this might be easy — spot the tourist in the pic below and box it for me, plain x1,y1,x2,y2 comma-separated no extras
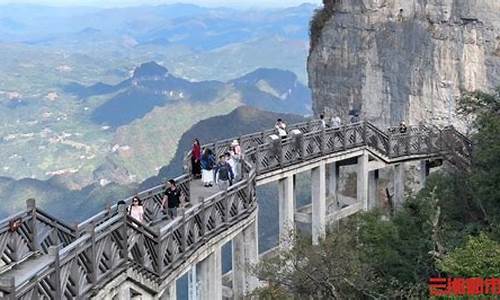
320,114,327,128
231,139,241,157
399,121,408,134
231,140,242,180
350,110,360,123
128,196,144,224
331,115,341,128
191,139,202,179
200,148,216,187
215,154,234,191
275,118,287,139
162,179,183,219
225,152,237,182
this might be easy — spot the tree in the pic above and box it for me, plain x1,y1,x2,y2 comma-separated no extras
438,233,500,277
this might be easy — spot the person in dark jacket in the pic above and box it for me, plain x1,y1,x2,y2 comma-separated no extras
200,148,216,187
214,154,234,191
191,139,201,178
162,179,183,219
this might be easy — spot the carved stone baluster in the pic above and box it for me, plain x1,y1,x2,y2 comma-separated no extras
49,245,62,299
254,146,260,174
199,198,206,240
88,223,98,285
118,205,128,265
223,192,230,224
180,210,187,257
342,126,347,150
320,128,326,155
26,198,39,252
362,122,367,146
154,227,164,275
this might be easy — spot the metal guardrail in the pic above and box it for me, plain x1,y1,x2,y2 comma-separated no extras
0,121,471,299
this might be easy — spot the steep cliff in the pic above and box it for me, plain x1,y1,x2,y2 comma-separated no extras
308,0,500,129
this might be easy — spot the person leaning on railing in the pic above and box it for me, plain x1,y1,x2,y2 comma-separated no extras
128,196,144,224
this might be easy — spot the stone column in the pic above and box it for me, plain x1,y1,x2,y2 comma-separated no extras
368,169,379,209
160,282,177,300
197,246,222,300
232,219,259,299
393,163,405,209
187,266,198,300
419,160,429,189
278,176,295,246
326,162,339,210
357,153,369,211
311,162,326,245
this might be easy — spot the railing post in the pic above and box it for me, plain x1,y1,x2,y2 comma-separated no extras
254,146,260,174
342,125,347,150
26,198,39,252
320,127,326,155
405,134,410,155
199,198,206,238
154,227,164,275
49,245,62,299
180,210,187,256
118,205,129,264
223,191,230,224
88,223,98,285
362,122,367,146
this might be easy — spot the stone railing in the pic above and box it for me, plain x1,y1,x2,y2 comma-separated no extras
0,120,471,299
0,159,256,299
0,200,76,271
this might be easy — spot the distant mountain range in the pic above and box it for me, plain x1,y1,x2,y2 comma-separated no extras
0,3,316,50
65,62,311,127
0,106,305,221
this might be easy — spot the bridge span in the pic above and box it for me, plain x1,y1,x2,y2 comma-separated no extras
0,121,471,299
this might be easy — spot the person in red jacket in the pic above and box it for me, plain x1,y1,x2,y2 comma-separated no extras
191,138,202,178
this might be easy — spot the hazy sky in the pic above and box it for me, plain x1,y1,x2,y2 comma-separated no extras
0,0,322,8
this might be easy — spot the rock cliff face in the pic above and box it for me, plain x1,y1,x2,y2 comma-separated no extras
308,0,500,129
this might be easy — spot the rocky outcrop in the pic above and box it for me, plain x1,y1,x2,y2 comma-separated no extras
308,0,500,129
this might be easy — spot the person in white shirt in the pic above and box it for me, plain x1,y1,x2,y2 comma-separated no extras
320,114,327,128
275,118,287,139
230,140,241,180
331,115,341,128
225,152,237,182
128,196,144,224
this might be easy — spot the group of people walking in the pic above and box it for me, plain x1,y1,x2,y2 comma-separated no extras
192,139,241,191
126,113,411,226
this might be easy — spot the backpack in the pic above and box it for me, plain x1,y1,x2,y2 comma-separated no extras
218,164,230,181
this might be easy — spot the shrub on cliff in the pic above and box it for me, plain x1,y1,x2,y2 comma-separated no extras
309,0,339,51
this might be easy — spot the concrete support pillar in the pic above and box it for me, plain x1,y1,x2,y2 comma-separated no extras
160,282,177,300
357,153,369,211
419,160,429,189
188,266,198,300
311,162,326,245
368,169,379,210
278,176,295,246
232,219,259,299
326,162,339,209
197,246,222,300
393,163,405,209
